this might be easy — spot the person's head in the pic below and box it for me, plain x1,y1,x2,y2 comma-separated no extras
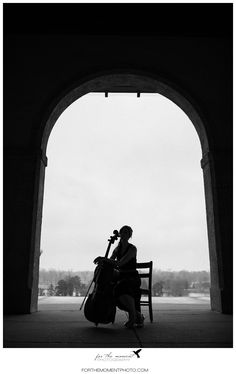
119,225,133,241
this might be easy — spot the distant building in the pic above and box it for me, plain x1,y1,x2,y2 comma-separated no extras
38,284,49,296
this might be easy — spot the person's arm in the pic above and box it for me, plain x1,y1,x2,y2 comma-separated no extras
106,245,137,268
118,245,137,268
94,247,118,266
110,247,118,260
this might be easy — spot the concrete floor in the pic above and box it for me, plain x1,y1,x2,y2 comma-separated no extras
3,296,233,348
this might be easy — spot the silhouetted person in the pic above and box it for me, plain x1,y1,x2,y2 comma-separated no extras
94,225,144,328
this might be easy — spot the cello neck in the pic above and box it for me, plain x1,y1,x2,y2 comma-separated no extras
104,230,119,258
104,241,112,258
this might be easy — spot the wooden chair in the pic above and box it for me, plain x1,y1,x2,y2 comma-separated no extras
136,261,153,322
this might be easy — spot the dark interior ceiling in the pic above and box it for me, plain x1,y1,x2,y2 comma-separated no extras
4,3,233,37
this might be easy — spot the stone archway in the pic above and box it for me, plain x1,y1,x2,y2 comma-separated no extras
31,72,223,313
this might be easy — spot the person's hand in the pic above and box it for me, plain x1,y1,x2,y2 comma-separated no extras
113,268,120,281
93,256,105,265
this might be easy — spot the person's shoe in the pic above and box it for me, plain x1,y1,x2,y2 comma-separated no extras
124,319,135,329
135,314,145,328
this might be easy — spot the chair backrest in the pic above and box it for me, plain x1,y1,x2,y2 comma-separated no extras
136,261,153,293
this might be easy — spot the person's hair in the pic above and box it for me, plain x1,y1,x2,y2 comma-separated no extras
120,225,133,239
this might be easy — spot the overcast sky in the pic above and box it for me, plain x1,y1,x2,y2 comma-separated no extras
40,93,209,272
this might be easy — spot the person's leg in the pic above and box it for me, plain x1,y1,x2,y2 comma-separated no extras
134,291,141,315
118,294,136,326
135,311,145,327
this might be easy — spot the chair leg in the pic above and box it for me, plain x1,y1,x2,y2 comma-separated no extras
149,296,153,322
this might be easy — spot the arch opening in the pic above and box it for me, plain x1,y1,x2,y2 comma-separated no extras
39,90,210,308
31,73,223,314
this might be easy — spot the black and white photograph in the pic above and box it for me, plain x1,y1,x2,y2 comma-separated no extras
2,1,234,373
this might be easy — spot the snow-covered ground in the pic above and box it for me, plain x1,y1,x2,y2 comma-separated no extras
38,294,210,305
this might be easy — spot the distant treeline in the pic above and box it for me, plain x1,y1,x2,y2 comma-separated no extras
152,269,210,296
152,269,210,285
39,268,210,287
39,269,94,287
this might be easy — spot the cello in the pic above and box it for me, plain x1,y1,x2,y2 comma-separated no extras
80,230,119,326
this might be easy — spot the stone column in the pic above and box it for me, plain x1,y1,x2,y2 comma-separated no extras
4,147,47,314
201,151,232,314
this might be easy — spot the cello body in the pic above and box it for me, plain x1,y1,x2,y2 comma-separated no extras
84,263,116,325
83,231,119,326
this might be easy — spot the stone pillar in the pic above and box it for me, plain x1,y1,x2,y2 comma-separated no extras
211,150,233,314
4,147,47,314
201,151,232,314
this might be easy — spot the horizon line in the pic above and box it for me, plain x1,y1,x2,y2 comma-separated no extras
39,267,210,273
